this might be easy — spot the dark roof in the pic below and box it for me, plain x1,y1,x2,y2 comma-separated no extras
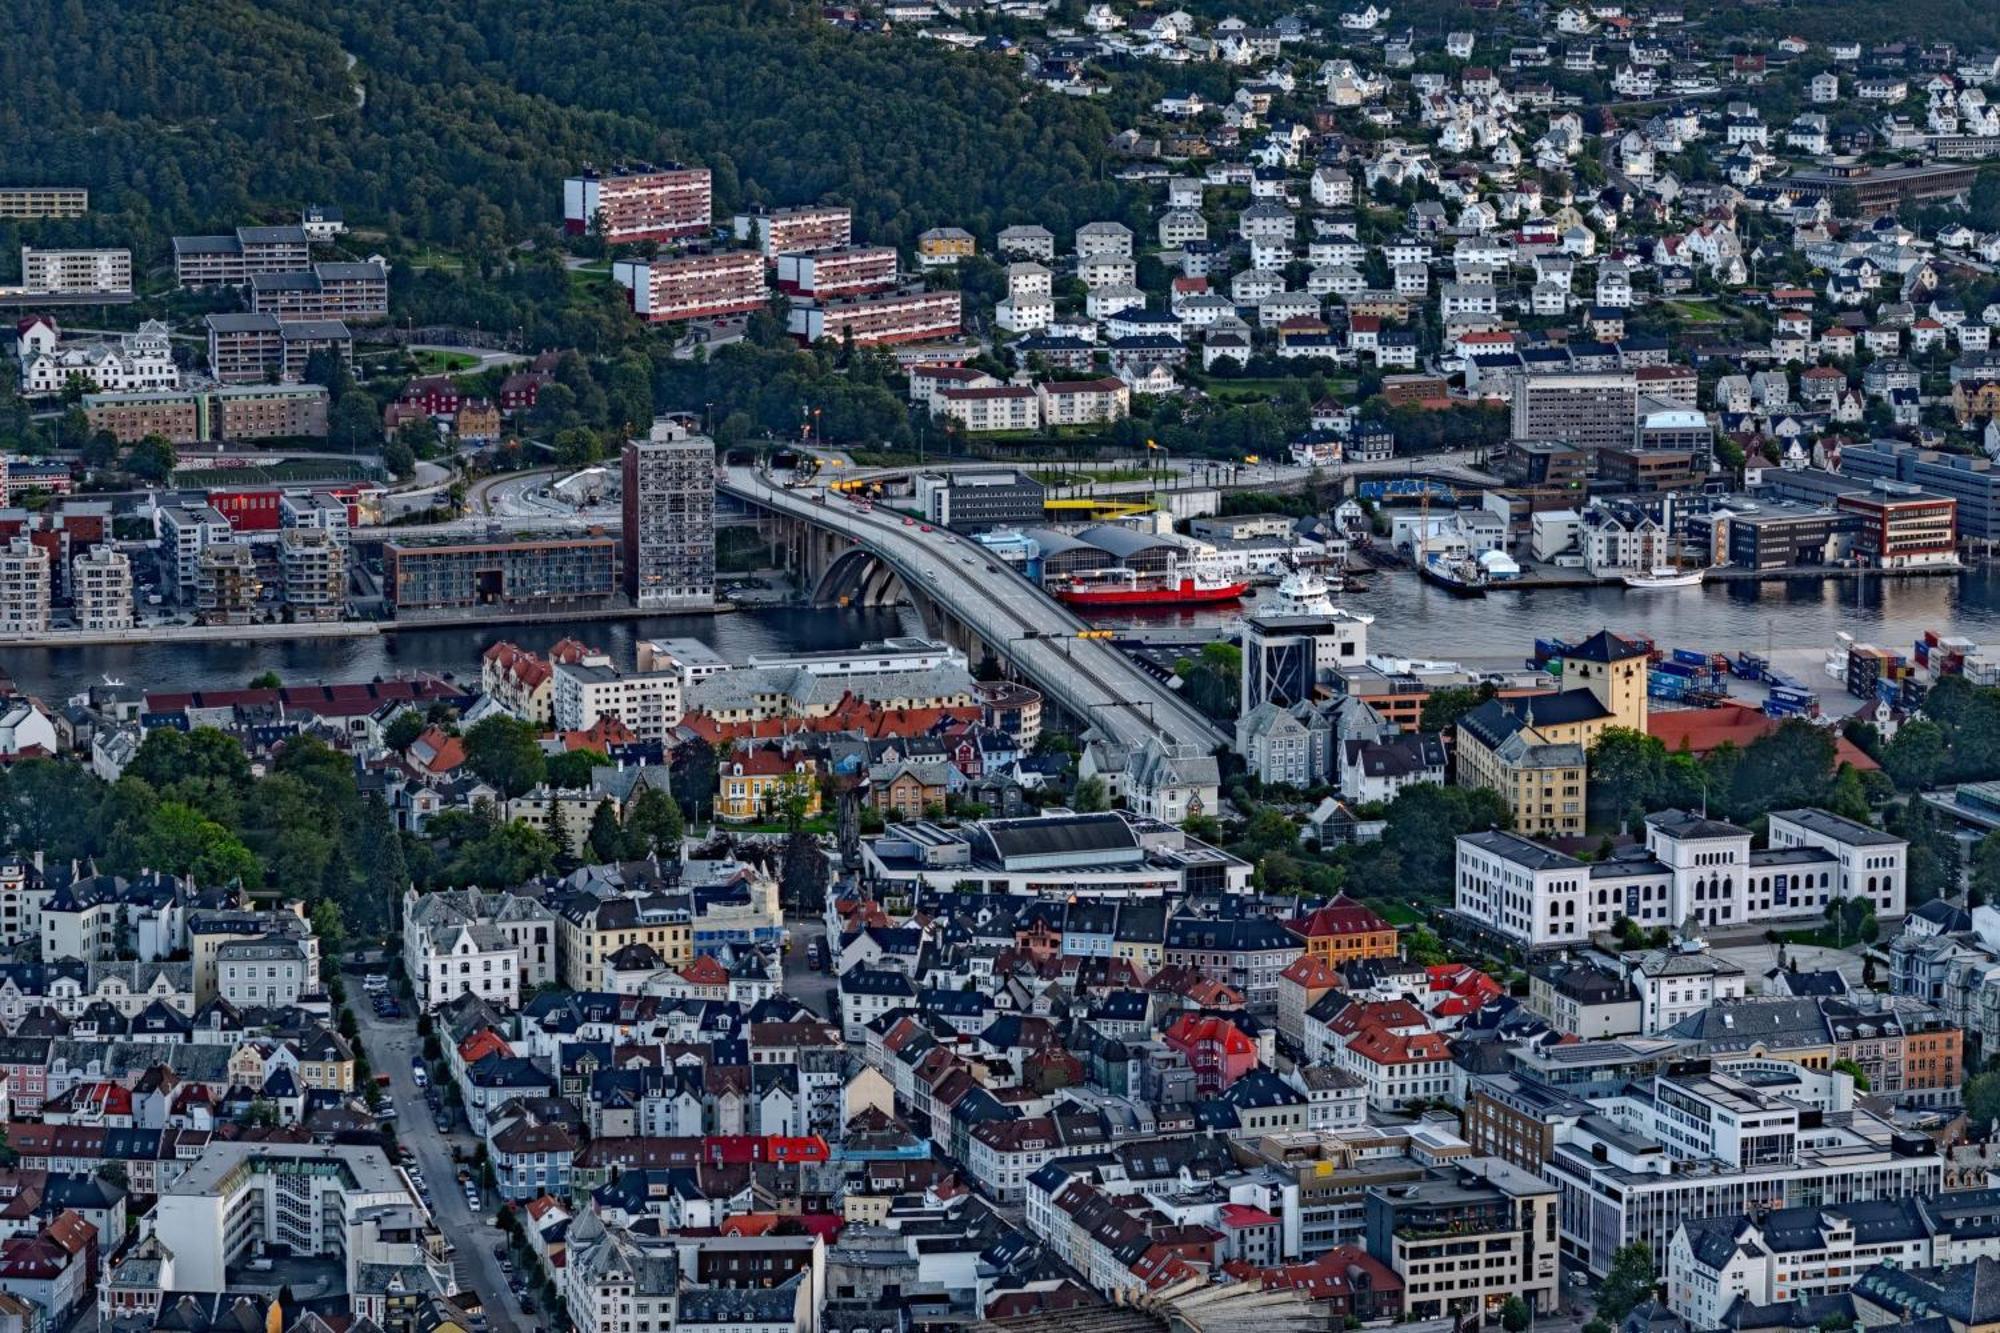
978,813,1137,860
1561,629,1650,663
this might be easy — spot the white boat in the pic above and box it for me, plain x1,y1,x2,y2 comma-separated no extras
1623,566,1706,589
1264,566,1341,616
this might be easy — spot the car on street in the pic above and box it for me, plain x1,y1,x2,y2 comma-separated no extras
411,1057,429,1088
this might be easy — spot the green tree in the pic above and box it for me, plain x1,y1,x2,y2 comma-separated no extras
311,899,347,955
461,716,546,798
125,434,177,482
121,801,259,885
383,435,418,480
545,748,606,791
1883,719,1948,791
249,670,283,690
1402,925,1448,965
670,737,719,820
587,798,627,862
1826,766,1872,822
625,787,685,857
329,393,382,452
1420,683,1494,734
1832,1057,1872,1092
1501,1297,1531,1333
383,710,426,753
1967,1070,2000,1131
1073,775,1110,812
1589,727,1666,832
1596,1242,1658,1324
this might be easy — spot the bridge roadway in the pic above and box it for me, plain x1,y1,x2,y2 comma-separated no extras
720,465,1228,755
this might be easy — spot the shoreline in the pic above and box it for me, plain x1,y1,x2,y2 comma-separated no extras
0,601,741,650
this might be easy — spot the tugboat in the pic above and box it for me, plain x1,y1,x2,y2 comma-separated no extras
1051,564,1249,609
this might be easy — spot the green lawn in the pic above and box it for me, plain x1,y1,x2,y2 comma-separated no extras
1666,301,1728,323
1367,898,1427,927
412,349,479,373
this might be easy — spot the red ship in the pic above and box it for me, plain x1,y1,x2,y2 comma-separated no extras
1051,566,1249,608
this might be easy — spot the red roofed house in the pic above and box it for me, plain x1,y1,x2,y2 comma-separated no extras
1276,954,1344,1048
1216,1203,1283,1267
481,642,556,725
407,726,466,778
1162,1012,1259,1095
0,1210,94,1325
1424,963,1504,1020
1286,895,1399,966
1648,702,1877,771
1339,1022,1454,1111
1225,1244,1404,1320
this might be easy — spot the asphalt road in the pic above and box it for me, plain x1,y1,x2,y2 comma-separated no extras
350,991,526,1333
782,914,836,1021
724,465,1227,753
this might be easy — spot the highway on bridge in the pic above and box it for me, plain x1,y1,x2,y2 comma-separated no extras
721,464,1228,756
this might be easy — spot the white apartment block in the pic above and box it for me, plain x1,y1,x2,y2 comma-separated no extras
217,937,314,1007
21,247,132,295
72,546,132,631
552,653,685,742
0,538,50,634
937,384,1039,433
1037,377,1129,427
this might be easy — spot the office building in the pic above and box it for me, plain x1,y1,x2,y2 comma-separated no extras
1837,482,1956,568
278,527,346,622
153,1142,448,1295
384,534,619,615
774,246,900,298
1636,407,1715,463
172,226,312,287
563,165,712,241
613,251,766,322
1539,1063,1940,1275
195,544,261,625
1509,372,1640,453
552,651,684,742
1364,1159,1560,1319
1598,444,1703,494
621,419,715,610
1842,439,2000,542
788,288,962,346
206,313,353,384
0,538,50,634
1714,500,1843,571
72,546,132,631
1241,611,1374,714
0,187,86,219
912,470,1046,532
20,247,131,296
734,204,854,259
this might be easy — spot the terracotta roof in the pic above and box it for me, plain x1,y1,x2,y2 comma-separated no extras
1647,703,1877,771
1288,894,1392,939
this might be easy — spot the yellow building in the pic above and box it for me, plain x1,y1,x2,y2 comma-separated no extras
716,751,822,823
1455,629,1649,837
555,894,694,991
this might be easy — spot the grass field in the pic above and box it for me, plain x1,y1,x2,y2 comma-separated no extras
1666,301,1728,323
412,349,479,373
175,458,369,487
1367,898,1427,927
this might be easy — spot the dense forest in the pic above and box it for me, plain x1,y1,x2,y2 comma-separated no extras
1,0,1145,266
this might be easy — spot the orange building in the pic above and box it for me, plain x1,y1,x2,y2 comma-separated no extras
1286,895,1399,966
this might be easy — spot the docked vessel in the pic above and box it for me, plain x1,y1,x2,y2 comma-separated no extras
1263,566,1341,616
1622,566,1706,589
1420,550,1489,596
1052,565,1249,608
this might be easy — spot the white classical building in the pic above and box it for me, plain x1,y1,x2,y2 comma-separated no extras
1456,808,1908,949
19,319,179,396
402,886,558,1011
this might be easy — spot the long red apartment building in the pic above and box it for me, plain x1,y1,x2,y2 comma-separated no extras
789,287,962,346
613,251,767,322
735,205,854,260
775,246,900,298
563,166,712,242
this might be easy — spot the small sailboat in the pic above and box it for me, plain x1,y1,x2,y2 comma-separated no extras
1622,565,1705,589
